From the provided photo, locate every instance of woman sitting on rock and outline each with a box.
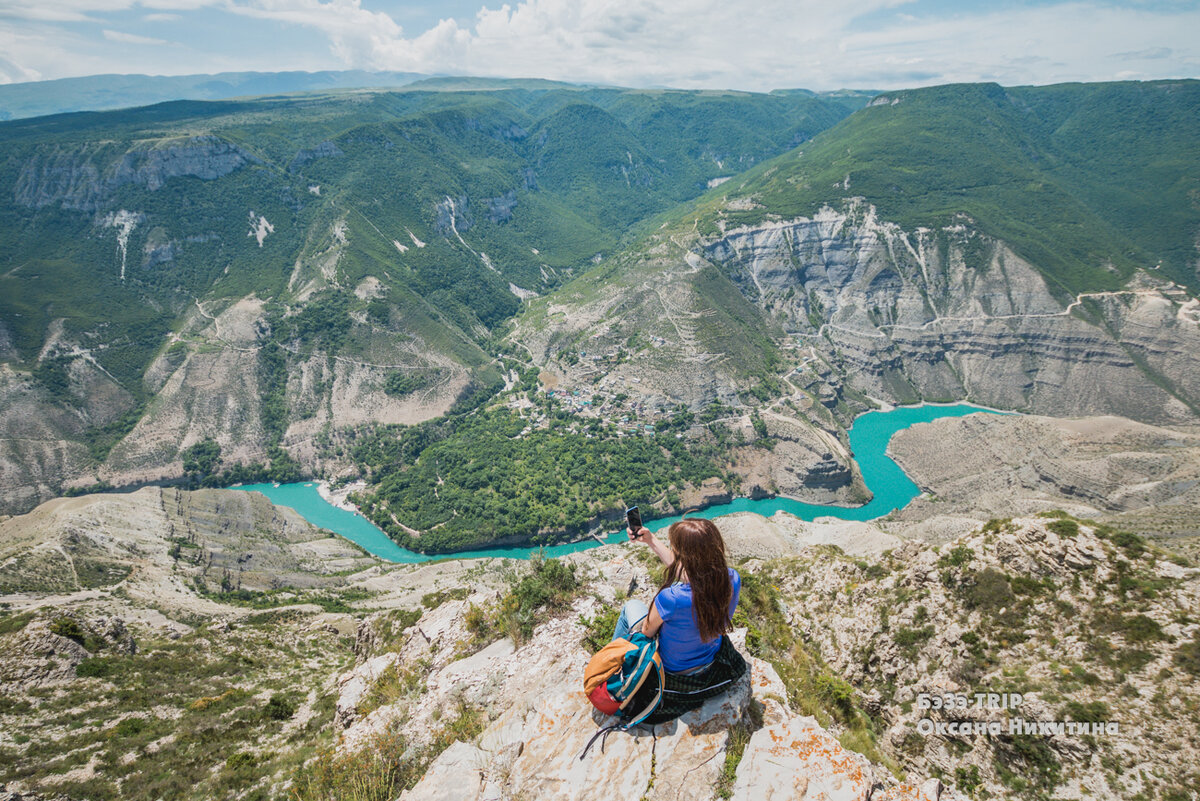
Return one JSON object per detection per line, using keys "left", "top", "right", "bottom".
{"left": 614, "top": 517, "right": 746, "bottom": 721}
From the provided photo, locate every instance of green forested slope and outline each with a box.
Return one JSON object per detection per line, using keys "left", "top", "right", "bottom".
{"left": 688, "top": 80, "right": 1200, "bottom": 294}
{"left": 0, "top": 85, "right": 850, "bottom": 393}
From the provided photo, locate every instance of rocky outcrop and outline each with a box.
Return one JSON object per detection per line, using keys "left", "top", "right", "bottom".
{"left": 0, "top": 612, "right": 134, "bottom": 691}
{"left": 288, "top": 141, "right": 343, "bottom": 172}
{"left": 340, "top": 586, "right": 955, "bottom": 801}
{"left": 14, "top": 136, "right": 259, "bottom": 211}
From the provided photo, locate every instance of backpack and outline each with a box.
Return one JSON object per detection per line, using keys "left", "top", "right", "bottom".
{"left": 579, "top": 632, "right": 664, "bottom": 758}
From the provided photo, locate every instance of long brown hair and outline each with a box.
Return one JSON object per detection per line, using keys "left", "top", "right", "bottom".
{"left": 657, "top": 518, "right": 733, "bottom": 642}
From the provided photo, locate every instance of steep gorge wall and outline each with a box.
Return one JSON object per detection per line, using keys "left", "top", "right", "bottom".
{"left": 13, "top": 136, "right": 259, "bottom": 212}
{"left": 705, "top": 204, "right": 1200, "bottom": 424}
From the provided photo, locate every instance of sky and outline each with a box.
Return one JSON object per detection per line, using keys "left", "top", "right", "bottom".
{"left": 0, "top": 0, "right": 1197, "bottom": 91}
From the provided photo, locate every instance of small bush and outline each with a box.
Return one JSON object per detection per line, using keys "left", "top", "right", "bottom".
{"left": 359, "top": 661, "right": 427, "bottom": 718}
{"left": 1046, "top": 519, "right": 1079, "bottom": 538}
{"left": 0, "top": 611, "right": 34, "bottom": 635}
{"left": 982, "top": 518, "right": 1012, "bottom": 535}
{"left": 955, "top": 764, "right": 982, "bottom": 794}
{"left": 499, "top": 556, "right": 579, "bottom": 645}
{"left": 1010, "top": 575, "right": 1050, "bottom": 596}
{"left": 938, "top": 545, "right": 974, "bottom": 569}
{"left": 814, "top": 673, "right": 855, "bottom": 716}
{"left": 76, "top": 657, "right": 116, "bottom": 678}
{"left": 48, "top": 616, "right": 86, "bottom": 643}
{"left": 996, "top": 734, "right": 1061, "bottom": 797}
{"left": 1174, "top": 631, "right": 1200, "bottom": 676}
{"left": 264, "top": 694, "right": 296, "bottom": 721}
{"left": 1062, "top": 700, "right": 1110, "bottom": 722}
{"left": 894, "top": 625, "right": 934, "bottom": 650}
{"left": 464, "top": 603, "right": 495, "bottom": 642}
{"left": 579, "top": 606, "right": 621, "bottom": 652}
{"left": 1095, "top": 612, "right": 1168, "bottom": 644}
{"left": 1110, "top": 530, "right": 1147, "bottom": 559}
{"left": 112, "top": 717, "right": 148, "bottom": 737}
{"left": 962, "top": 568, "right": 1016, "bottom": 613}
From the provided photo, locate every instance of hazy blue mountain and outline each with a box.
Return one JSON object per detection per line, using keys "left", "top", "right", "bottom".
{"left": 0, "top": 70, "right": 429, "bottom": 120}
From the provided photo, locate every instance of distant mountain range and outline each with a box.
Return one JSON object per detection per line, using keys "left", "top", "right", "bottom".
{"left": 0, "top": 70, "right": 430, "bottom": 120}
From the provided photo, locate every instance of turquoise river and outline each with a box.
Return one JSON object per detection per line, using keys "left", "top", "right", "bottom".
{"left": 234, "top": 403, "right": 1000, "bottom": 563}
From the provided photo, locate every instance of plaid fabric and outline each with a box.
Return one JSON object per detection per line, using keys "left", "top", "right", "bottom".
{"left": 636, "top": 635, "right": 748, "bottom": 725}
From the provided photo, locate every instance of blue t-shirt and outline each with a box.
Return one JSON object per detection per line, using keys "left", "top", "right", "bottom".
{"left": 653, "top": 568, "right": 741, "bottom": 673}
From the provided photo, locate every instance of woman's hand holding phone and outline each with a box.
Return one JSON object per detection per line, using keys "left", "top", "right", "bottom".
{"left": 628, "top": 526, "right": 653, "bottom": 544}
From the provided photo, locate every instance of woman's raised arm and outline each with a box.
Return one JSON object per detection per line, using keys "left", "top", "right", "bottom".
{"left": 630, "top": 526, "right": 674, "bottom": 568}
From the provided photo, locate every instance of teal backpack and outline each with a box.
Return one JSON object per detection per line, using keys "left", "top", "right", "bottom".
{"left": 579, "top": 631, "right": 664, "bottom": 757}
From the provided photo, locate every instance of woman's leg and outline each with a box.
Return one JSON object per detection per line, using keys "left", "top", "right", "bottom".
{"left": 612, "top": 599, "right": 650, "bottom": 641}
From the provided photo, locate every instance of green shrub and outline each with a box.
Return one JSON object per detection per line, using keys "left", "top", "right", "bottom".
{"left": 76, "top": 657, "right": 116, "bottom": 678}
{"left": 894, "top": 625, "right": 934, "bottom": 651}
{"left": 962, "top": 568, "right": 1016, "bottom": 613}
{"left": 1174, "top": 631, "right": 1200, "bottom": 676}
{"left": 0, "top": 611, "right": 34, "bottom": 635}
{"left": 938, "top": 545, "right": 974, "bottom": 569}
{"left": 264, "top": 694, "right": 296, "bottom": 721}
{"left": 814, "top": 673, "right": 855, "bottom": 716}
{"left": 1110, "top": 530, "right": 1147, "bottom": 559}
{"left": 420, "top": 588, "right": 470, "bottom": 609}
{"left": 358, "top": 660, "right": 427, "bottom": 718}
{"left": 996, "top": 734, "right": 1061, "bottom": 798}
{"left": 1046, "top": 519, "right": 1079, "bottom": 538}
{"left": 500, "top": 556, "right": 578, "bottom": 644}
{"left": 1095, "top": 612, "right": 1168, "bottom": 644}
{"left": 1062, "top": 700, "right": 1110, "bottom": 722}
{"left": 465, "top": 556, "right": 580, "bottom": 648}
{"left": 578, "top": 605, "right": 621, "bottom": 652}
{"left": 48, "top": 616, "right": 86, "bottom": 643}
{"left": 955, "top": 764, "right": 982, "bottom": 794}
{"left": 112, "top": 717, "right": 148, "bottom": 737}
{"left": 291, "top": 728, "right": 411, "bottom": 801}
{"left": 982, "top": 518, "right": 1012, "bottom": 535}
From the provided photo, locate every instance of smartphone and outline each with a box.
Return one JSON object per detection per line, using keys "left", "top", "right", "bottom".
{"left": 626, "top": 506, "right": 642, "bottom": 537}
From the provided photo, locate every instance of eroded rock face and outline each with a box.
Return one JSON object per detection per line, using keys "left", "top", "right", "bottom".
{"left": 14, "top": 137, "right": 259, "bottom": 211}
{"left": 705, "top": 204, "right": 1200, "bottom": 424}
{"left": 517, "top": 202, "right": 1200, "bottom": 428}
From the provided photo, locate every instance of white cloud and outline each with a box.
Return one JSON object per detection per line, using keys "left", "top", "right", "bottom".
{"left": 225, "top": 0, "right": 405, "bottom": 66}
{"left": 0, "top": 0, "right": 219, "bottom": 23}
{"left": 232, "top": 0, "right": 1195, "bottom": 90}
{"left": 0, "top": 0, "right": 1195, "bottom": 89}
{"left": 103, "top": 28, "right": 169, "bottom": 45}
{"left": 0, "top": 1, "right": 138, "bottom": 23}
{"left": 0, "top": 53, "right": 42, "bottom": 84}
